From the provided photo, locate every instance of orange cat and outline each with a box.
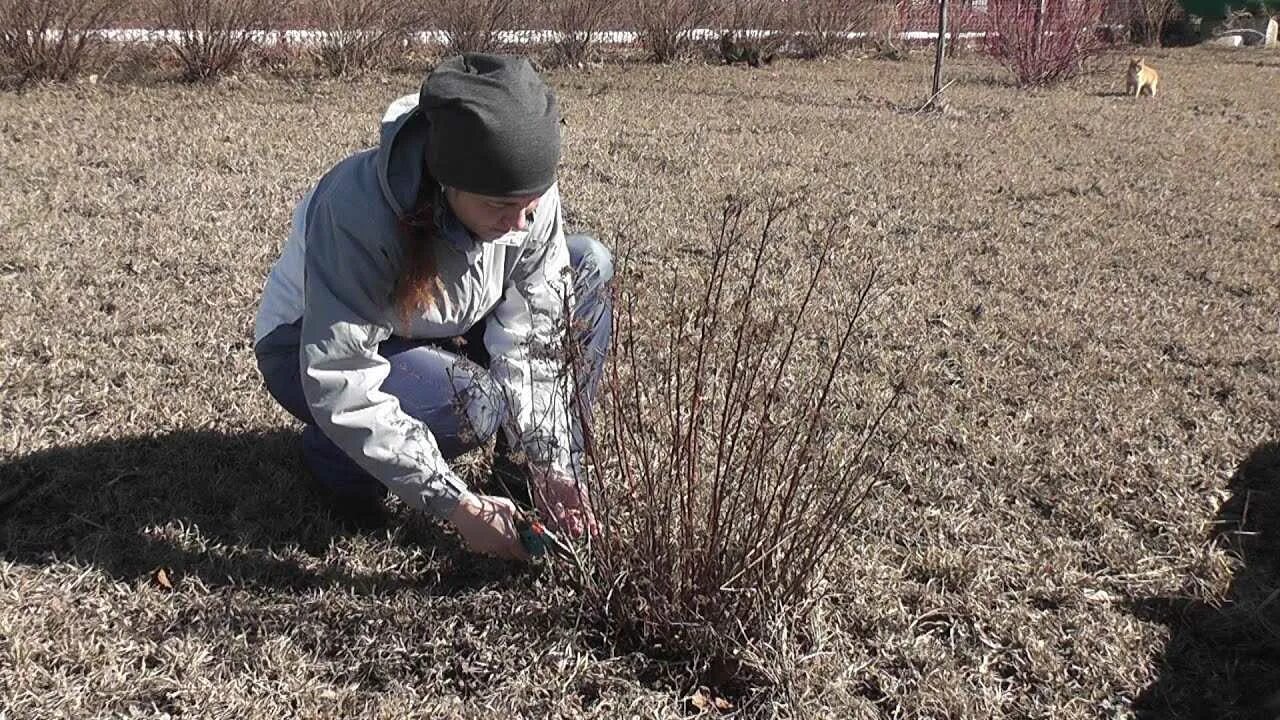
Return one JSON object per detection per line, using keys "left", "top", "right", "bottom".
{"left": 1126, "top": 57, "right": 1159, "bottom": 98}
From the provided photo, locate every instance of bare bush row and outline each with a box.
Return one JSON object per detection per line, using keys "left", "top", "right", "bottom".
{"left": 1, "top": 0, "right": 1153, "bottom": 87}
{"left": 0, "top": 0, "right": 904, "bottom": 86}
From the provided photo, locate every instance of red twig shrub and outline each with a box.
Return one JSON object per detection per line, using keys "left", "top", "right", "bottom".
{"left": 153, "top": 0, "right": 278, "bottom": 81}
{"left": 899, "top": 0, "right": 991, "bottom": 55}
{"left": 308, "top": 0, "right": 422, "bottom": 76}
{"left": 0, "top": 0, "right": 123, "bottom": 87}
{"left": 717, "top": 0, "right": 785, "bottom": 33}
{"left": 433, "top": 0, "right": 514, "bottom": 54}
{"left": 787, "top": 0, "right": 885, "bottom": 58}
{"left": 982, "top": 0, "right": 1106, "bottom": 86}
{"left": 540, "top": 0, "right": 618, "bottom": 66}
{"left": 628, "top": 0, "right": 714, "bottom": 63}
{"left": 577, "top": 198, "right": 904, "bottom": 665}
{"left": 714, "top": 0, "right": 786, "bottom": 62}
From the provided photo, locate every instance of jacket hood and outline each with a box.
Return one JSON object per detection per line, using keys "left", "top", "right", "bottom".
{"left": 376, "top": 102, "right": 431, "bottom": 219}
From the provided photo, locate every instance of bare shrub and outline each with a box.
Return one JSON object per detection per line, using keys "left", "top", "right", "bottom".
{"left": 717, "top": 0, "right": 784, "bottom": 30}
{"left": 434, "top": 0, "right": 514, "bottom": 55}
{"left": 898, "top": 0, "right": 989, "bottom": 31}
{"left": 897, "top": 0, "right": 991, "bottom": 55}
{"left": 539, "top": 0, "right": 618, "bottom": 67}
{"left": 982, "top": 0, "right": 1106, "bottom": 86}
{"left": 96, "top": 38, "right": 177, "bottom": 83}
{"left": 1096, "top": 0, "right": 1133, "bottom": 42}
{"left": 787, "top": 0, "right": 883, "bottom": 58}
{"left": 246, "top": 33, "right": 310, "bottom": 76}
{"left": 1128, "top": 0, "right": 1182, "bottom": 45}
{"left": 0, "top": 0, "right": 123, "bottom": 87}
{"left": 576, "top": 198, "right": 903, "bottom": 671}
{"left": 390, "top": 31, "right": 441, "bottom": 72}
{"left": 153, "top": 0, "right": 279, "bottom": 81}
{"left": 947, "top": 0, "right": 991, "bottom": 55}
{"left": 629, "top": 0, "right": 714, "bottom": 63}
{"left": 308, "top": 0, "right": 422, "bottom": 76}
{"left": 715, "top": 0, "right": 786, "bottom": 63}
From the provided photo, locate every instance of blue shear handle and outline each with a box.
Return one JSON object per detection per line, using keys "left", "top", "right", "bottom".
{"left": 519, "top": 524, "right": 550, "bottom": 557}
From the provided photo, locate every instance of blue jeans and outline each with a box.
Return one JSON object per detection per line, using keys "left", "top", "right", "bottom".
{"left": 255, "top": 234, "right": 613, "bottom": 499}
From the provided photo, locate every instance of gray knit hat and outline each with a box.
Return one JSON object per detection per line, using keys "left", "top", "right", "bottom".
{"left": 419, "top": 53, "right": 561, "bottom": 198}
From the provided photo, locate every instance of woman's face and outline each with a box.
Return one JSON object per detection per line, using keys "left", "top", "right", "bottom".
{"left": 445, "top": 187, "right": 541, "bottom": 243}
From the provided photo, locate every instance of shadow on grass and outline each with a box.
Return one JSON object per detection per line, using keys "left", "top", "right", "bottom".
{"left": 0, "top": 429, "right": 524, "bottom": 595}
{"left": 1131, "top": 441, "right": 1280, "bottom": 719}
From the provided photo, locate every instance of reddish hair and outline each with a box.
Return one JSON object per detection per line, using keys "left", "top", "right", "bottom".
{"left": 393, "top": 182, "right": 442, "bottom": 324}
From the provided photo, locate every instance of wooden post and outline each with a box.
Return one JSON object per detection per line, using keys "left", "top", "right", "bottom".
{"left": 932, "top": 0, "right": 949, "bottom": 98}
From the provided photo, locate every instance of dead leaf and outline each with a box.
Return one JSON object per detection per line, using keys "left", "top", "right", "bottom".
{"left": 151, "top": 567, "right": 173, "bottom": 591}
{"left": 690, "top": 686, "right": 712, "bottom": 711}
{"left": 689, "top": 686, "right": 733, "bottom": 713}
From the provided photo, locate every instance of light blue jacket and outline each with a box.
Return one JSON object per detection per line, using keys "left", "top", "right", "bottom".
{"left": 255, "top": 95, "right": 575, "bottom": 519}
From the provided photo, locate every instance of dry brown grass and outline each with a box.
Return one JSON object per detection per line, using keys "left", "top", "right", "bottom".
{"left": 2, "top": 46, "right": 1279, "bottom": 717}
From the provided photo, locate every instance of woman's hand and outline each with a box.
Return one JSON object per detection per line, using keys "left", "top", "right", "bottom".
{"left": 531, "top": 470, "right": 599, "bottom": 540}
{"left": 448, "top": 493, "right": 531, "bottom": 562}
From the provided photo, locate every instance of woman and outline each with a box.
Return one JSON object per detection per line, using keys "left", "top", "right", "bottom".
{"left": 253, "top": 54, "right": 612, "bottom": 561}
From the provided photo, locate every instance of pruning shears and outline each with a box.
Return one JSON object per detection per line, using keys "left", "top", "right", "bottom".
{"left": 514, "top": 510, "right": 581, "bottom": 567}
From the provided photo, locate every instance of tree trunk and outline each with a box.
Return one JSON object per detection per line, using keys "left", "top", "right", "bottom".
{"left": 932, "top": 0, "right": 948, "bottom": 97}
